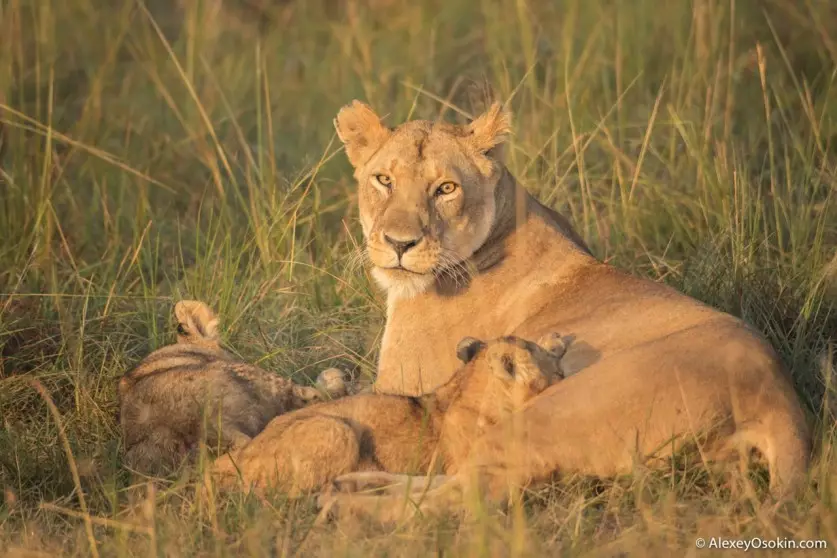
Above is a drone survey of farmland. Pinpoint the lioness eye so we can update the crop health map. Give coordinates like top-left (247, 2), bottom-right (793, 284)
top-left (435, 182), bottom-right (459, 196)
top-left (176, 323), bottom-right (188, 336)
top-left (374, 174), bottom-right (393, 188)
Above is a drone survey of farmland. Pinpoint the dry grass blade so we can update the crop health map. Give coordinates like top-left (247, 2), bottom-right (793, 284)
top-left (30, 380), bottom-right (100, 558)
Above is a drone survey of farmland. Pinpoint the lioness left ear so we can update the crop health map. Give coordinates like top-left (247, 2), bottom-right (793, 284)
top-left (466, 102), bottom-right (512, 160)
top-left (456, 337), bottom-right (486, 364)
top-left (334, 100), bottom-right (392, 168)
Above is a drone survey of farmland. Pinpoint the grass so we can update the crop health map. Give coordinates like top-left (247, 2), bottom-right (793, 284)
top-left (1, 0), bottom-right (836, 554)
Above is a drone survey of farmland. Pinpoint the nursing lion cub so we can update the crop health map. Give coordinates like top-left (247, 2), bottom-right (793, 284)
top-left (211, 333), bottom-right (568, 494)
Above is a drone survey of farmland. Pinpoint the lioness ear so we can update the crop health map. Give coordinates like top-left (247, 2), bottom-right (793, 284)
top-left (334, 100), bottom-right (391, 168)
top-left (536, 332), bottom-right (568, 359)
top-left (456, 337), bottom-right (485, 364)
top-left (466, 102), bottom-right (512, 160)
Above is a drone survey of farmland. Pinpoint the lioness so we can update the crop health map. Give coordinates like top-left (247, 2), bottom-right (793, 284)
top-left (119, 300), bottom-right (347, 475)
top-left (317, 100), bottom-right (811, 518)
top-left (210, 333), bottom-right (567, 494)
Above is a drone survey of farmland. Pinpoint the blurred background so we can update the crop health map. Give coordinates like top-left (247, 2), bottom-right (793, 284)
top-left (1, 0), bottom-right (836, 554)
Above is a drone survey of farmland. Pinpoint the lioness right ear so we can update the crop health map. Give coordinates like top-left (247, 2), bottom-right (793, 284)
top-left (466, 101), bottom-right (512, 161)
top-left (456, 337), bottom-right (485, 364)
top-left (334, 100), bottom-right (391, 168)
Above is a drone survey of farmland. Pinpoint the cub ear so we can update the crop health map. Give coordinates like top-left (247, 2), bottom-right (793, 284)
top-left (456, 337), bottom-right (486, 364)
top-left (535, 332), bottom-right (568, 359)
top-left (174, 300), bottom-right (220, 341)
top-left (334, 100), bottom-right (391, 168)
top-left (465, 101), bottom-right (512, 160)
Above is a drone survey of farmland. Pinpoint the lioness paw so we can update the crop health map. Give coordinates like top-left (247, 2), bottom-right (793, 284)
top-left (316, 475), bottom-right (463, 526)
top-left (328, 472), bottom-right (451, 495)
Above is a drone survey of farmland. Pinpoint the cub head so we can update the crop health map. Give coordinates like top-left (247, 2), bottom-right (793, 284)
top-left (173, 300), bottom-right (221, 349)
top-left (334, 100), bottom-right (512, 299)
top-left (451, 332), bottom-right (568, 419)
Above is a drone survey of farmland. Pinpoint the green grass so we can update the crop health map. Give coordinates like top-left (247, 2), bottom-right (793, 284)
top-left (1, 0), bottom-right (836, 555)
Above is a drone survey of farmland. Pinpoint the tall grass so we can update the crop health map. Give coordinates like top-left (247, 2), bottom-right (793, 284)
top-left (0, 0), bottom-right (836, 555)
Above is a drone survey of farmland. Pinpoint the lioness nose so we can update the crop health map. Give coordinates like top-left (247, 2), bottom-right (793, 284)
top-left (384, 234), bottom-right (421, 258)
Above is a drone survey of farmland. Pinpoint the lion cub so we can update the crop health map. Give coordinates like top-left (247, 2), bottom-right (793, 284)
top-left (212, 333), bottom-right (568, 494)
top-left (119, 300), bottom-right (348, 475)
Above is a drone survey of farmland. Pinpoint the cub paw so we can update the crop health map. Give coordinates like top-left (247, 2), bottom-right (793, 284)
top-left (316, 368), bottom-right (349, 398)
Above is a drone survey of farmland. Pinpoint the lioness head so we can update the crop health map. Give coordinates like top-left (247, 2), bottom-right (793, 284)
top-left (449, 332), bottom-right (567, 417)
top-left (334, 101), bottom-right (512, 299)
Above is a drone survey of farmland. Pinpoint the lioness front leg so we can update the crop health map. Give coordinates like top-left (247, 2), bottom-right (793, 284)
top-left (316, 449), bottom-right (527, 524)
top-left (317, 474), bottom-right (465, 524)
top-left (327, 471), bottom-right (452, 494)
top-left (317, 408), bottom-right (552, 522)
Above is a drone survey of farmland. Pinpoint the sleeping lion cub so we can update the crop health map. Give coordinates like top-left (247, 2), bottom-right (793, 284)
top-left (119, 300), bottom-right (348, 476)
top-left (211, 332), bottom-right (568, 494)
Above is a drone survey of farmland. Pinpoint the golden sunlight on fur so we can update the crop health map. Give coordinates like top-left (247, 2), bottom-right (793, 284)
top-left (210, 333), bottom-right (568, 495)
top-left (319, 100), bottom-right (812, 520)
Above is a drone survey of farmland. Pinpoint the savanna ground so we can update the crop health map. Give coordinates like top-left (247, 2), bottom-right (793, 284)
top-left (1, 0), bottom-right (837, 555)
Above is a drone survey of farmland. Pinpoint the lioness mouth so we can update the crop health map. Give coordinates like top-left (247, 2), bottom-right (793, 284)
top-left (386, 265), bottom-right (426, 276)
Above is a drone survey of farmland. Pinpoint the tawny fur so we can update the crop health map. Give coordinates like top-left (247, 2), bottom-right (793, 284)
top-left (119, 300), bottom-right (348, 476)
top-left (211, 333), bottom-right (568, 495)
top-left (316, 100), bottom-right (811, 519)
